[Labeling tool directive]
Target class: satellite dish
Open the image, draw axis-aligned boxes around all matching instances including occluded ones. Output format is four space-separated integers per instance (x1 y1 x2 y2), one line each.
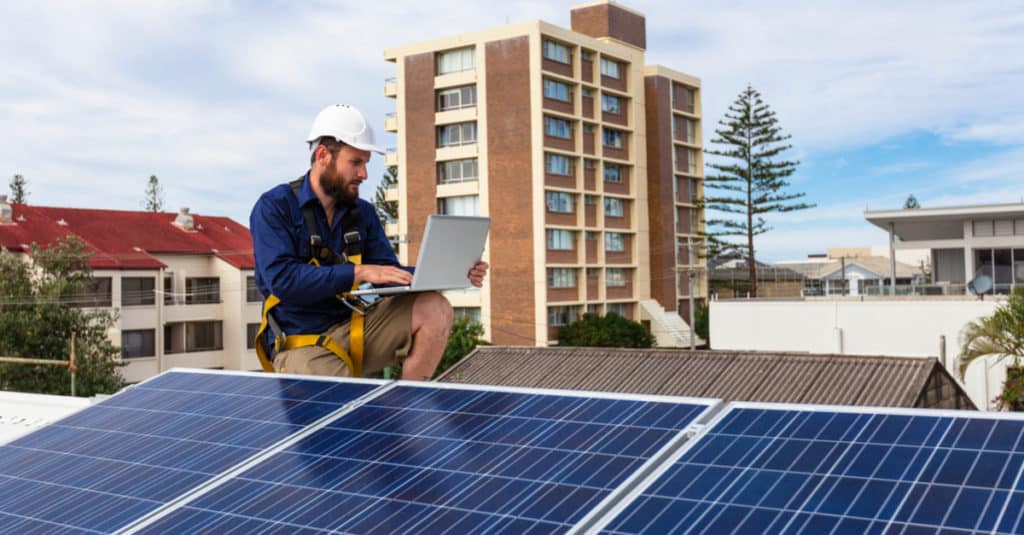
967 274 992 295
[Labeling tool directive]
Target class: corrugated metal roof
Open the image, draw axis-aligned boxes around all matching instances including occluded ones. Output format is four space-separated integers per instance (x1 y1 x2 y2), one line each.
437 347 976 409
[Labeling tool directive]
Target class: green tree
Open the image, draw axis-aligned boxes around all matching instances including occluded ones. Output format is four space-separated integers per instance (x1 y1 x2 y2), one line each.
142 174 164 212
379 316 490 379
0 236 126 395
957 286 1024 410
904 194 921 209
694 300 709 344
703 84 814 297
9 174 28 204
558 313 654 348
372 166 399 225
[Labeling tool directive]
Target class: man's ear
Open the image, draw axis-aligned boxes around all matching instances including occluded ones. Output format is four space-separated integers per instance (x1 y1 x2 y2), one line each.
313 145 330 167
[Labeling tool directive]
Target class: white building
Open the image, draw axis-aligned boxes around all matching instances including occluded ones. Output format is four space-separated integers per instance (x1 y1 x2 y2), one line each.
0 198 262 383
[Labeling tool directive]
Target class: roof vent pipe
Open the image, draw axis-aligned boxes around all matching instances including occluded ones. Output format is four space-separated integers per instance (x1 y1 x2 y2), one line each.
173 207 194 231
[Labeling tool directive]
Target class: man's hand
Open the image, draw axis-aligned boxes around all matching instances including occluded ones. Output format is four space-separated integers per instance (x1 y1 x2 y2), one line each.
468 261 489 288
355 265 413 285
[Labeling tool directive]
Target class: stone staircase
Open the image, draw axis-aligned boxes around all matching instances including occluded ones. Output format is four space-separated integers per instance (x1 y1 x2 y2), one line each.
638 299 705 348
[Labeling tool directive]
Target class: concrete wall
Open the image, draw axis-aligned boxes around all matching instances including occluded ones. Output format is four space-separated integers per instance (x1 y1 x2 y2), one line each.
710 298 1009 409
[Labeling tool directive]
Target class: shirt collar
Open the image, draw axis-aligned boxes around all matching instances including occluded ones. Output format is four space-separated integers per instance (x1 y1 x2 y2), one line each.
297 171 319 208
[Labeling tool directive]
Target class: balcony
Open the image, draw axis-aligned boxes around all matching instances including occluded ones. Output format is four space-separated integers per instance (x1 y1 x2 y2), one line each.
384 77 397 98
384 183 398 202
385 220 399 237
384 112 398 132
385 147 398 167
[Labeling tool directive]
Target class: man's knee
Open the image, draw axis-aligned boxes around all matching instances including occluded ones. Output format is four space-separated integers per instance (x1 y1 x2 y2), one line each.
412 291 453 331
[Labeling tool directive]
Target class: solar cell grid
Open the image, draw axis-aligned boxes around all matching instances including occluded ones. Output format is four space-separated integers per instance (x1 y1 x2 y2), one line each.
0 370 380 533
135 383 716 534
592 404 1024 535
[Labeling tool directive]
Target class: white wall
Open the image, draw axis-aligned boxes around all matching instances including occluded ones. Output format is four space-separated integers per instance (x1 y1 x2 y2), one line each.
710 298 1007 409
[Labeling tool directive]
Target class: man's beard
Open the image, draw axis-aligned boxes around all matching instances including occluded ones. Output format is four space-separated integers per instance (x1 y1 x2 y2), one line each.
319 165 358 206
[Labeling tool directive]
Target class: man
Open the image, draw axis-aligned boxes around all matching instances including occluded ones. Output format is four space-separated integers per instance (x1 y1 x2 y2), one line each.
250 104 488 380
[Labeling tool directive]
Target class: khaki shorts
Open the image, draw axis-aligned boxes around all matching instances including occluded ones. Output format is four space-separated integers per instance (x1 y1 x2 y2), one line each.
273 293 417 377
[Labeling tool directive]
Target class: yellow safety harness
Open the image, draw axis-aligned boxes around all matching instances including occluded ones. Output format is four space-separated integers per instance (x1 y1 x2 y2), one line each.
253 177 371 376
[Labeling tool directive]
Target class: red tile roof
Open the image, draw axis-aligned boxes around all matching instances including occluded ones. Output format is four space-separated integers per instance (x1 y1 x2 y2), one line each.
0 204 254 270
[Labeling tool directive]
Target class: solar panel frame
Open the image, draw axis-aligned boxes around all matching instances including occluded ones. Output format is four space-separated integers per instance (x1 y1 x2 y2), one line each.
0 368 387 534
579 401 1024 534
125 380 722 534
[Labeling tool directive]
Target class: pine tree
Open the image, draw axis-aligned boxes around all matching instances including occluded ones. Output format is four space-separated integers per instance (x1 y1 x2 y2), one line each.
142 175 164 212
903 194 920 209
10 174 28 203
703 84 814 296
372 166 399 224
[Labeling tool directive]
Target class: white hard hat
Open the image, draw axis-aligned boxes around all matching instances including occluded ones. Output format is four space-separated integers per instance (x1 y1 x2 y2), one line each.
306 104 384 155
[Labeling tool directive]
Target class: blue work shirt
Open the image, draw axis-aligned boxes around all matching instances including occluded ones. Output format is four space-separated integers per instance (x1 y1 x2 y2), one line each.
250 172 408 335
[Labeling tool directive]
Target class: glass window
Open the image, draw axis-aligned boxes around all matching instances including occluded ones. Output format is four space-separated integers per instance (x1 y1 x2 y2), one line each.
186 277 220 304
607 302 627 317
454 307 481 324
547 268 577 288
548 305 580 326
547 229 574 250
437 122 477 147
69 277 112 308
438 195 480 216
121 277 155 306
601 94 621 114
581 87 593 98
543 79 571 102
544 116 572 139
606 268 627 287
121 329 155 359
973 220 994 237
543 39 570 64
585 231 597 240
437 47 475 74
246 323 260 349
600 58 621 79
164 275 174 305
603 128 623 148
604 164 622 183
605 232 625 252
546 191 574 213
186 321 223 352
584 195 598 205
245 276 263 303
584 158 597 169
586 304 601 315
605 197 624 217
438 158 478 184
545 153 572 176
437 85 476 111
687 148 698 174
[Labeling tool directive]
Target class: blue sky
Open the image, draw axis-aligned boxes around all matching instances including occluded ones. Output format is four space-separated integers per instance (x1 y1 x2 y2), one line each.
1 0 1022 262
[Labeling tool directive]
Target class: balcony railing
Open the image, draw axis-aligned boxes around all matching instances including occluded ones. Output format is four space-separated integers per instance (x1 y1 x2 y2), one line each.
384 77 397 97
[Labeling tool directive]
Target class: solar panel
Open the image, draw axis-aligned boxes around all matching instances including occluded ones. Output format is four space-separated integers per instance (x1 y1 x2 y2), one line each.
129 382 718 534
585 403 1024 534
0 370 381 533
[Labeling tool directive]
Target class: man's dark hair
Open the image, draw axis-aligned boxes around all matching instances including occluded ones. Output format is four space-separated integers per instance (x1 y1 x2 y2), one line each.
310 137 347 165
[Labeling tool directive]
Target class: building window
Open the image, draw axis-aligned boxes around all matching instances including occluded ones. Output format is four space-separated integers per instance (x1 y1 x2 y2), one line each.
603 128 623 148
437 85 477 111
245 276 263 303
581 87 594 98
548 268 577 288
548 305 581 326
246 323 260 349
438 195 480 216
121 329 155 359
438 158 479 184
607 303 628 317
70 277 112 308
606 268 627 287
437 47 475 75
121 277 155 306
601 94 622 114
437 122 477 147
605 197 624 217
586 304 600 315
545 153 573 176
543 39 570 64
186 321 223 352
687 148 698 174
685 117 696 143
581 50 593 61
600 58 621 79
547 229 574 250
544 116 572 139
186 277 220 305
454 307 482 324
583 124 595 134
584 195 598 205
543 79 571 102
546 191 574 213
584 159 597 169
585 232 597 242
604 164 623 183
164 275 174 305
605 232 625 252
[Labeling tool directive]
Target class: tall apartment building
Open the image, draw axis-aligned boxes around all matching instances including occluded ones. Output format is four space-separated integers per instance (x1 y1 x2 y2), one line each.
383 1 706 346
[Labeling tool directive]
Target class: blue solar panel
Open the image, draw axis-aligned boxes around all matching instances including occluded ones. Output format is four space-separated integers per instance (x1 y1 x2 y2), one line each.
0 370 380 533
593 404 1024 534
134 383 717 534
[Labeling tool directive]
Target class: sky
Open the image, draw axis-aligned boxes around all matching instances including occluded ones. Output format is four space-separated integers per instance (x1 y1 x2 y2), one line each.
1 0 1022 262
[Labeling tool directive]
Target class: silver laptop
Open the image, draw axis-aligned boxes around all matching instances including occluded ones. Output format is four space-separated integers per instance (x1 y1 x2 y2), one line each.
349 215 490 297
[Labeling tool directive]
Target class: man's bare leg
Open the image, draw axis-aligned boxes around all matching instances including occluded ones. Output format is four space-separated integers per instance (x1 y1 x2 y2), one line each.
401 292 453 380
